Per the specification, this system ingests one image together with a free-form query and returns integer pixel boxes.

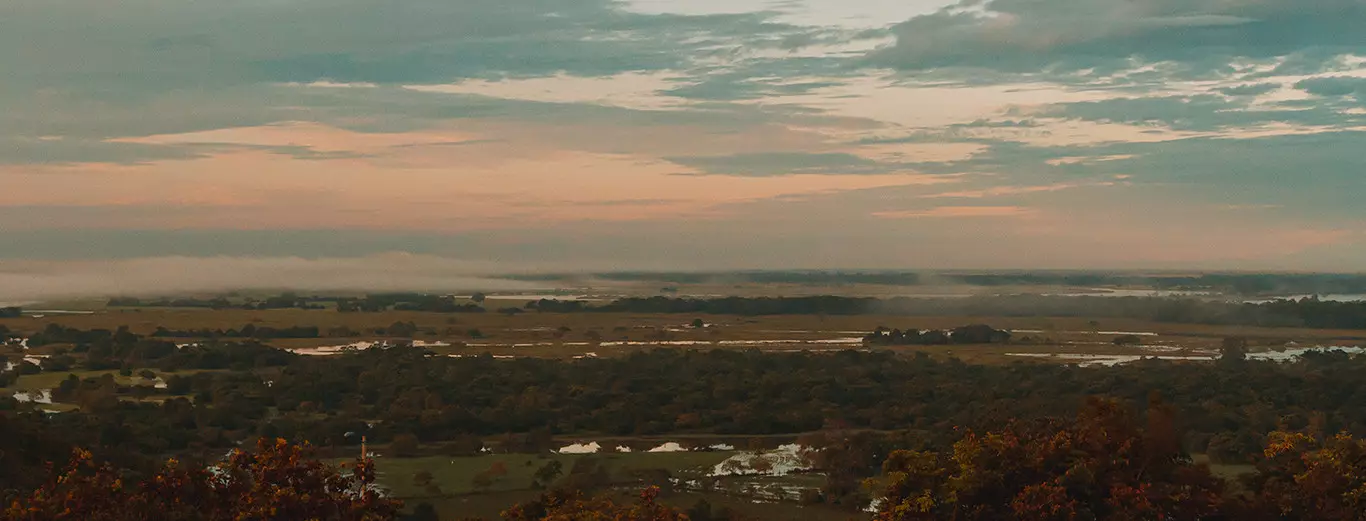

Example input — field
[5,307,1363,366]
[2,294,1357,520]
[0,368,218,391]
[347,449,852,520]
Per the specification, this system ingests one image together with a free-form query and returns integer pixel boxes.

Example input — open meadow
[5,304,1363,365]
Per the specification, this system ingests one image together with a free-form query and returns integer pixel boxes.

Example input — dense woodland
[270,293,1366,330]
[4,321,1366,503]
[586,295,1366,329]
[5,402,1365,520]
[4,302,1366,519]
[861,324,1011,345]
[498,271,1366,295]
[91,291,1366,331]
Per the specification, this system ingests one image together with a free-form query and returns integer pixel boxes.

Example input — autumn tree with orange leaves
[1231,430,1366,521]
[4,438,401,521]
[869,397,1225,521]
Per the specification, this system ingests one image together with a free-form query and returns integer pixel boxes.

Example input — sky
[4,0,1366,290]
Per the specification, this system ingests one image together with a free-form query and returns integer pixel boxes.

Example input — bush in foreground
[5,439,400,521]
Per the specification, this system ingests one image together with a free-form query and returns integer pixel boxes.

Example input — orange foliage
[870,398,1224,521]
[1236,431,1366,520]
[4,439,400,521]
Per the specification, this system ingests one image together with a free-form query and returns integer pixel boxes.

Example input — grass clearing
[1,368,217,391]
[357,451,733,498]
[5,307,1358,367]
[367,452,855,521]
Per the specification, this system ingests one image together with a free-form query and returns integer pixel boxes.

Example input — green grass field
[358,450,732,498]
[365,451,858,521]
[1,368,215,391]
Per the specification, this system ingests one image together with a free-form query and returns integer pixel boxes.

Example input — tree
[404,502,439,521]
[5,438,401,520]
[1236,431,1366,520]
[502,487,687,521]
[391,434,420,457]
[560,457,612,493]
[412,470,439,496]
[470,292,487,304]
[470,472,493,494]
[869,399,1224,521]
[532,460,564,489]
[1112,334,1142,346]
[1220,337,1249,362]
[691,319,706,328]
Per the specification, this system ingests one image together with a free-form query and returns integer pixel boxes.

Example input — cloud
[0,254,541,304]
[896,130,1366,225]
[666,152,915,176]
[1218,83,1283,97]
[5,0,1366,271]
[1295,76,1366,99]
[0,137,209,166]
[873,206,1035,219]
[1034,94,1361,132]
[921,180,1118,199]
[870,0,1366,75]
[2,0,778,90]
[0,0,840,157]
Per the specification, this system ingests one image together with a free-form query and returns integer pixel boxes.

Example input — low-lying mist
[0,254,543,305]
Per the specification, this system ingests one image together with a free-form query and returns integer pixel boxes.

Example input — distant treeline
[107,295,325,310]
[0,307,20,319]
[337,294,484,313]
[151,324,321,339]
[862,324,1012,346]
[149,321,427,339]
[498,270,1366,294]
[506,271,926,286]
[517,295,1366,329]
[7,343,1366,488]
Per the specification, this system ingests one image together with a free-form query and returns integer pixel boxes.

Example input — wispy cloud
[921,180,1120,199]
[3,0,1366,272]
[873,206,1037,219]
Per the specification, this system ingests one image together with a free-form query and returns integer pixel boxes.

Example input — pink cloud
[873,206,1036,218]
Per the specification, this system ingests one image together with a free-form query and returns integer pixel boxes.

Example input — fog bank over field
[0,254,542,304]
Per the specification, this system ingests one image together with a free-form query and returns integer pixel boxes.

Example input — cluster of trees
[337,294,484,313]
[0,307,21,319]
[6,336,1366,472]
[501,295,1366,329]
[499,487,688,521]
[90,290,1366,330]
[862,324,1011,346]
[7,402,1364,520]
[594,296,879,315]
[870,399,1366,520]
[498,271,1366,295]
[13,324,296,373]
[107,295,326,310]
[152,324,322,339]
[5,438,400,521]
[941,272,1366,295]
[500,270,925,285]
